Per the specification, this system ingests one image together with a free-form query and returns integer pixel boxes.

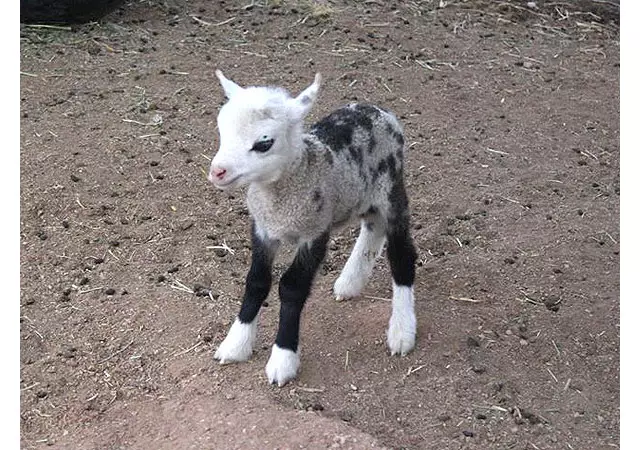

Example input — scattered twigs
[214,17,236,27]
[517,290,544,306]
[415,59,457,71]
[473,404,509,413]
[23,24,72,31]
[406,364,427,376]
[99,340,134,364]
[363,295,391,302]
[449,296,482,303]
[206,240,235,255]
[122,114,163,127]
[498,195,526,209]
[170,279,195,294]
[77,286,104,295]
[173,341,203,357]
[190,15,212,26]
[486,147,510,156]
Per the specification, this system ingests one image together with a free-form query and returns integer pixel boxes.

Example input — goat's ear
[216,70,244,99]
[289,73,322,120]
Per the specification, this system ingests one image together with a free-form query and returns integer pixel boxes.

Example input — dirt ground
[19,0,620,449]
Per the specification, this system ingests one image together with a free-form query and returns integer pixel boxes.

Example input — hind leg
[333,215,386,301]
[385,184,418,356]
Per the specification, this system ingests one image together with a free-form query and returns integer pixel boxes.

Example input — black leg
[214,222,280,364]
[386,181,417,286]
[237,222,279,324]
[275,232,330,352]
[385,180,418,356]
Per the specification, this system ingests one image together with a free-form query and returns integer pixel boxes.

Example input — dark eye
[251,138,274,153]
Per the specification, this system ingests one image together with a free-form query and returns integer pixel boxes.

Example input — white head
[208,70,322,190]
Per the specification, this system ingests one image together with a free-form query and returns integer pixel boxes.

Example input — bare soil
[20,1,620,449]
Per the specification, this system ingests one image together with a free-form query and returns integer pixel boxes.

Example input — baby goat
[208,71,418,387]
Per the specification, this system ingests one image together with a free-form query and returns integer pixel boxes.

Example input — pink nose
[209,166,227,183]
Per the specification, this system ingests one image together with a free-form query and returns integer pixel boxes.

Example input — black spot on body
[385,123,404,146]
[386,154,397,174]
[323,150,334,165]
[311,106,375,151]
[368,135,376,154]
[393,131,404,146]
[354,104,381,122]
[348,145,363,165]
[385,123,395,136]
[377,158,388,175]
[312,110,355,151]
[312,189,325,212]
[370,158,388,184]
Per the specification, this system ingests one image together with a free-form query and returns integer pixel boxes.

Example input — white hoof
[387,313,416,356]
[333,271,366,301]
[387,284,416,356]
[214,318,257,364]
[265,344,300,387]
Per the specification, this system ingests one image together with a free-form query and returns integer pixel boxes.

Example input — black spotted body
[247,103,406,244]
[310,103,406,230]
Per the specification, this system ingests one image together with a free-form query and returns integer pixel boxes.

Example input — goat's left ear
[289,73,322,120]
[216,70,244,99]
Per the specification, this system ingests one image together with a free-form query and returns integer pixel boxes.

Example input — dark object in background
[20,0,127,24]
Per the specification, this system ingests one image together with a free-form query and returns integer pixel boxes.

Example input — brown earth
[19,1,620,449]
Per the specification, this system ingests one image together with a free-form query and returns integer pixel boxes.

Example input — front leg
[215,223,279,364]
[266,232,329,386]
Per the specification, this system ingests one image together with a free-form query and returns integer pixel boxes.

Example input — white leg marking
[387,283,416,356]
[334,221,385,301]
[265,344,300,387]
[214,318,257,364]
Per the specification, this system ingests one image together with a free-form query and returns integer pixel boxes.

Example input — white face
[209,100,290,190]
[208,70,322,190]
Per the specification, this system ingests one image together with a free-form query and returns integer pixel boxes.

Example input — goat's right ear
[216,70,244,99]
